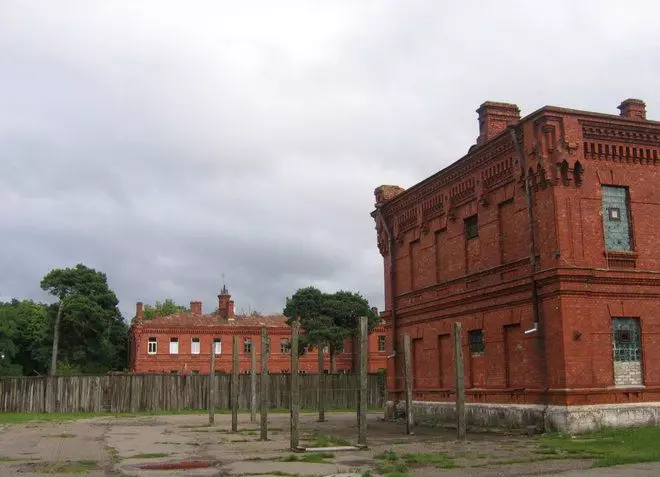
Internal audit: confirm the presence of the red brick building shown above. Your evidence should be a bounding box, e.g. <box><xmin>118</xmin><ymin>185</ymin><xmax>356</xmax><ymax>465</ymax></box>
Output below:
<box><xmin>129</xmin><ymin>287</ymin><xmax>388</xmax><ymax>375</ymax></box>
<box><xmin>372</xmin><ymin>98</ymin><xmax>660</xmax><ymax>433</ymax></box>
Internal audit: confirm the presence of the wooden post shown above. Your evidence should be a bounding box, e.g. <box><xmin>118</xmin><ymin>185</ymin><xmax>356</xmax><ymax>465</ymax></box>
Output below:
<box><xmin>260</xmin><ymin>326</ymin><xmax>269</xmax><ymax>441</ymax></box>
<box><xmin>251</xmin><ymin>342</ymin><xmax>257</xmax><ymax>423</ymax></box>
<box><xmin>317</xmin><ymin>345</ymin><xmax>325</xmax><ymax>422</ymax></box>
<box><xmin>209</xmin><ymin>341</ymin><xmax>216</xmax><ymax>425</ymax></box>
<box><xmin>290</xmin><ymin>320</ymin><xmax>300</xmax><ymax>450</ymax></box>
<box><xmin>453</xmin><ymin>322</ymin><xmax>466</xmax><ymax>440</ymax></box>
<box><xmin>232</xmin><ymin>335</ymin><xmax>239</xmax><ymax>432</ymax></box>
<box><xmin>358</xmin><ymin>316</ymin><xmax>368</xmax><ymax>447</ymax></box>
<box><xmin>403</xmin><ymin>333</ymin><xmax>414</xmax><ymax>435</ymax></box>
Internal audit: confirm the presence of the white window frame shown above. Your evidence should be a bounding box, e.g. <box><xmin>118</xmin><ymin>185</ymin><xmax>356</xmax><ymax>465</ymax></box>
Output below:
<box><xmin>191</xmin><ymin>337</ymin><xmax>200</xmax><ymax>354</ymax></box>
<box><xmin>148</xmin><ymin>337</ymin><xmax>157</xmax><ymax>355</ymax></box>
<box><xmin>169</xmin><ymin>337</ymin><xmax>179</xmax><ymax>354</ymax></box>
<box><xmin>214</xmin><ymin>338</ymin><xmax>222</xmax><ymax>355</ymax></box>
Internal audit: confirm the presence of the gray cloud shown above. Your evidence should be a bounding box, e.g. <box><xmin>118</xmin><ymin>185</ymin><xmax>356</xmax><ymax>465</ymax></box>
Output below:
<box><xmin>1</xmin><ymin>0</ymin><xmax>659</xmax><ymax>318</ymax></box>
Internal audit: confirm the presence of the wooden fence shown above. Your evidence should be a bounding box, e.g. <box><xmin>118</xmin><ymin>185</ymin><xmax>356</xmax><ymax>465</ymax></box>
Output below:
<box><xmin>0</xmin><ymin>373</ymin><xmax>386</xmax><ymax>413</ymax></box>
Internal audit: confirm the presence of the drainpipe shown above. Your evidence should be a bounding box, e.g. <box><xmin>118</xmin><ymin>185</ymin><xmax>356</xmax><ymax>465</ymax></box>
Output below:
<box><xmin>510</xmin><ymin>126</ymin><xmax>549</xmax><ymax>429</ymax></box>
<box><xmin>376</xmin><ymin>210</ymin><xmax>397</xmax><ymax>357</ymax></box>
<box><xmin>510</xmin><ymin>127</ymin><xmax>541</xmax><ymax>332</ymax></box>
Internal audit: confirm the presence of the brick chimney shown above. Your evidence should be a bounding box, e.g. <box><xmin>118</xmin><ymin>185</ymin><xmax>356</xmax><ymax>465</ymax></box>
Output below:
<box><xmin>136</xmin><ymin>302</ymin><xmax>143</xmax><ymax>322</ymax></box>
<box><xmin>618</xmin><ymin>99</ymin><xmax>646</xmax><ymax>121</ymax></box>
<box><xmin>218</xmin><ymin>285</ymin><xmax>232</xmax><ymax>320</ymax></box>
<box><xmin>228</xmin><ymin>300</ymin><xmax>235</xmax><ymax>320</ymax></box>
<box><xmin>476</xmin><ymin>101</ymin><xmax>521</xmax><ymax>146</ymax></box>
<box><xmin>190</xmin><ymin>301</ymin><xmax>202</xmax><ymax>315</ymax></box>
<box><xmin>374</xmin><ymin>185</ymin><xmax>406</xmax><ymax>207</ymax></box>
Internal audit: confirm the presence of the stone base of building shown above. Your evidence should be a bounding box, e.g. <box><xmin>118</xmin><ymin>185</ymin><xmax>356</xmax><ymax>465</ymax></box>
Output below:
<box><xmin>385</xmin><ymin>400</ymin><xmax>660</xmax><ymax>434</ymax></box>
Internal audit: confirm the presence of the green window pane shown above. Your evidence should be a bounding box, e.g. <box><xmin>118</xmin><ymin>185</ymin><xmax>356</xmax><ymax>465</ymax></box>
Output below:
<box><xmin>602</xmin><ymin>186</ymin><xmax>632</xmax><ymax>251</ymax></box>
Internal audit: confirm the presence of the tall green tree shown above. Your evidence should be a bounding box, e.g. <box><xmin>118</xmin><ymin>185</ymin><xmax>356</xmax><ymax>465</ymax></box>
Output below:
<box><xmin>40</xmin><ymin>264</ymin><xmax>128</xmax><ymax>375</ymax></box>
<box><xmin>283</xmin><ymin>287</ymin><xmax>379</xmax><ymax>369</ymax></box>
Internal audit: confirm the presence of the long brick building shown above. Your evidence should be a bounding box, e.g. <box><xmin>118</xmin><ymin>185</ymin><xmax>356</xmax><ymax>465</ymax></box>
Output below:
<box><xmin>372</xmin><ymin>98</ymin><xmax>659</xmax><ymax>433</ymax></box>
<box><xmin>129</xmin><ymin>286</ymin><xmax>388</xmax><ymax>375</ymax></box>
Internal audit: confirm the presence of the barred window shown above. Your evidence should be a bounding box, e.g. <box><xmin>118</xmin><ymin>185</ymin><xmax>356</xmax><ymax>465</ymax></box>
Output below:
<box><xmin>469</xmin><ymin>329</ymin><xmax>485</xmax><ymax>353</ymax></box>
<box><xmin>612</xmin><ymin>318</ymin><xmax>641</xmax><ymax>362</ymax></box>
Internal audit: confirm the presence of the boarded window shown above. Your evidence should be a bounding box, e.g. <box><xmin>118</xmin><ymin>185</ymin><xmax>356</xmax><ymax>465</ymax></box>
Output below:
<box><xmin>191</xmin><ymin>337</ymin><xmax>200</xmax><ymax>354</ymax></box>
<box><xmin>469</xmin><ymin>330</ymin><xmax>485</xmax><ymax>353</ymax></box>
<box><xmin>602</xmin><ymin>186</ymin><xmax>632</xmax><ymax>251</ymax></box>
<box><xmin>169</xmin><ymin>337</ymin><xmax>179</xmax><ymax>354</ymax></box>
<box><xmin>213</xmin><ymin>338</ymin><xmax>222</xmax><ymax>355</ymax></box>
<box><xmin>148</xmin><ymin>337</ymin><xmax>157</xmax><ymax>354</ymax></box>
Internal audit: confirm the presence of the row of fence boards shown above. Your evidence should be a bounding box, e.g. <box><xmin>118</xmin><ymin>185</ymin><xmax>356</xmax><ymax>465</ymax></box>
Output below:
<box><xmin>0</xmin><ymin>373</ymin><xmax>386</xmax><ymax>413</ymax></box>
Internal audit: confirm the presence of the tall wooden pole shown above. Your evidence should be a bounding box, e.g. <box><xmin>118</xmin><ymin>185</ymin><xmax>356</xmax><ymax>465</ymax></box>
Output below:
<box><xmin>209</xmin><ymin>341</ymin><xmax>216</xmax><ymax>425</ymax></box>
<box><xmin>358</xmin><ymin>316</ymin><xmax>368</xmax><ymax>447</ymax></box>
<box><xmin>453</xmin><ymin>322</ymin><xmax>466</xmax><ymax>440</ymax></box>
<box><xmin>403</xmin><ymin>333</ymin><xmax>414</xmax><ymax>435</ymax></box>
<box><xmin>232</xmin><ymin>335</ymin><xmax>239</xmax><ymax>432</ymax></box>
<box><xmin>251</xmin><ymin>342</ymin><xmax>257</xmax><ymax>423</ymax></box>
<box><xmin>260</xmin><ymin>326</ymin><xmax>269</xmax><ymax>441</ymax></box>
<box><xmin>290</xmin><ymin>320</ymin><xmax>300</xmax><ymax>450</ymax></box>
<box><xmin>317</xmin><ymin>345</ymin><xmax>325</xmax><ymax>422</ymax></box>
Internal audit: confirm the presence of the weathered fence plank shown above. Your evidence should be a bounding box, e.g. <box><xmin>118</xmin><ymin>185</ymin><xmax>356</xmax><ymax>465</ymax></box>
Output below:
<box><xmin>0</xmin><ymin>373</ymin><xmax>385</xmax><ymax>414</ymax></box>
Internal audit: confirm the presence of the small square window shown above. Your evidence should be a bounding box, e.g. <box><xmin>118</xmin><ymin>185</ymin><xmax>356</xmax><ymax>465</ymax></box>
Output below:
<box><xmin>169</xmin><ymin>337</ymin><xmax>179</xmax><ymax>354</ymax></box>
<box><xmin>378</xmin><ymin>335</ymin><xmax>386</xmax><ymax>352</ymax></box>
<box><xmin>608</xmin><ymin>207</ymin><xmax>621</xmax><ymax>221</ymax></box>
<box><xmin>280</xmin><ymin>339</ymin><xmax>290</xmax><ymax>354</ymax></box>
<box><xmin>469</xmin><ymin>329</ymin><xmax>485</xmax><ymax>354</ymax></box>
<box><xmin>213</xmin><ymin>338</ymin><xmax>222</xmax><ymax>355</ymax></box>
<box><xmin>465</xmin><ymin>215</ymin><xmax>479</xmax><ymax>240</ymax></box>
<box><xmin>191</xmin><ymin>337</ymin><xmax>200</xmax><ymax>354</ymax></box>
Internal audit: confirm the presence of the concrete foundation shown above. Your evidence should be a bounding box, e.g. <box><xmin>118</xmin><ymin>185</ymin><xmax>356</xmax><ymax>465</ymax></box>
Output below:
<box><xmin>385</xmin><ymin>400</ymin><xmax>660</xmax><ymax>434</ymax></box>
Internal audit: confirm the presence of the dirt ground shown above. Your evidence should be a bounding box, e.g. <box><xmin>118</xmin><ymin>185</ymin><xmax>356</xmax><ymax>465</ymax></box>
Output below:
<box><xmin>0</xmin><ymin>412</ymin><xmax>658</xmax><ymax>477</ymax></box>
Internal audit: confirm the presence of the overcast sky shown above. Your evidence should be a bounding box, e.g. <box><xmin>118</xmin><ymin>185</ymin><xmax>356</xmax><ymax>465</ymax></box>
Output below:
<box><xmin>1</xmin><ymin>1</ymin><xmax>658</xmax><ymax>319</ymax></box>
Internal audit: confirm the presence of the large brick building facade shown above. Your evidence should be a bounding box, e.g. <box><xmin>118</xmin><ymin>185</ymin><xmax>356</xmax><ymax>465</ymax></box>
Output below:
<box><xmin>372</xmin><ymin>98</ymin><xmax>659</xmax><ymax>432</ymax></box>
<box><xmin>129</xmin><ymin>287</ymin><xmax>388</xmax><ymax>375</ymax></box>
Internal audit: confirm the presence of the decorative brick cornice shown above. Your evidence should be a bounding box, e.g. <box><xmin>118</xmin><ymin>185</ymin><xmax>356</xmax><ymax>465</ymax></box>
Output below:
<box><xmin>380</xmin><ymin>133</ymin><xmax>518</xmax><ymax>219</ymax></box>
<box><xmin>581</xmin><ymin>120</ymin><xmax>660</xmax><ymax>146</ymax></box>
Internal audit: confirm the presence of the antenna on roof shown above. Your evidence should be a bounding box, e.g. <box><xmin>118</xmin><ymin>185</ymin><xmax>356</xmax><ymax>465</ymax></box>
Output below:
<box><xmin>221</xmin><ymin>273</ymin><xmax>228</xmax><ymax>295</ymax></box>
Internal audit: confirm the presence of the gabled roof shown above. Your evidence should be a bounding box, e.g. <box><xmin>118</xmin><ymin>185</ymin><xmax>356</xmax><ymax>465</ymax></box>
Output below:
<box><xmin>136</xmin><ymin>313</ymin><xmax>289</xmax><ymax>328</ymax></box>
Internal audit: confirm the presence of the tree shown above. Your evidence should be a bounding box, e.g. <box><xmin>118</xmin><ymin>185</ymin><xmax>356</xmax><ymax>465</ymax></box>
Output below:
<box><xmin>283</xmin><ymin>287</ymin><xmax>379</xmax><ymax>371</ymax></box>
<box><xmin>0</xmin><ymin>299</ymin><xmax>50</xmax><ymax>376</ymax></box>
<box><xmin>40</xmin><ymin>264</ymin><xmax>128</xmax><ymax>375</ymax></box>
<box><xmin>137</xmin><ymin>299</ymin><xmax>189</xmax><ymax>322</ymax></box>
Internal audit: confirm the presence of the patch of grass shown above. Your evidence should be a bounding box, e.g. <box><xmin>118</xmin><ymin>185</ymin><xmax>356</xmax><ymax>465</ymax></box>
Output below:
<box><xmin>361</xmin><ymin>472</ymin><xmax>373</xmax><ymax>477</ymax></box>
<box><xmin>0</xmin><ymin>456</ymin><xmax>37</xmax><ymax>462</ymax></box>
<box><xmin>309</xmin><ymin>433</ymin><xmax>350</xmax><ymax>448</ymax></box>
<box><xmin>375</xmin><ymin>450</ymin><xmax>398</xmax><ymax>461</ymax></box>
<box><xmin>34</xmin><ymin>460</ymin><xmax>99</xmax><ymax>474</ymax></box>
<box><xmin>541</xmin><ymin>426</ymin><xmax>660</xmax><ymax>467</ymax></box>
<box><xmin>127</xmin><ymin>452</ymin><xmax>169</xmax><ymax>459</ymax></box>
<box><xmin>402</xmin><ymin>452</ymin><xmax>457</xmax><ymax>469</ymax></box>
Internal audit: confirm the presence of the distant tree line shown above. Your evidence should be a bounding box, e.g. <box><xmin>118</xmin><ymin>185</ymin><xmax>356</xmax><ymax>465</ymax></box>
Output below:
<box><xmin>0</xmin><ymin>264</ymin><xmax>128</xmax><ymax>376</ymax></box>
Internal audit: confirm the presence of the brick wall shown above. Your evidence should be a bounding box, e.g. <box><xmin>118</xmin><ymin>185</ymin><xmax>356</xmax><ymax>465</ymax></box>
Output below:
<box><xmin>373</xmin><ymin>99</ymin><xmax>660</xmax><ymax>408</ymax></box>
